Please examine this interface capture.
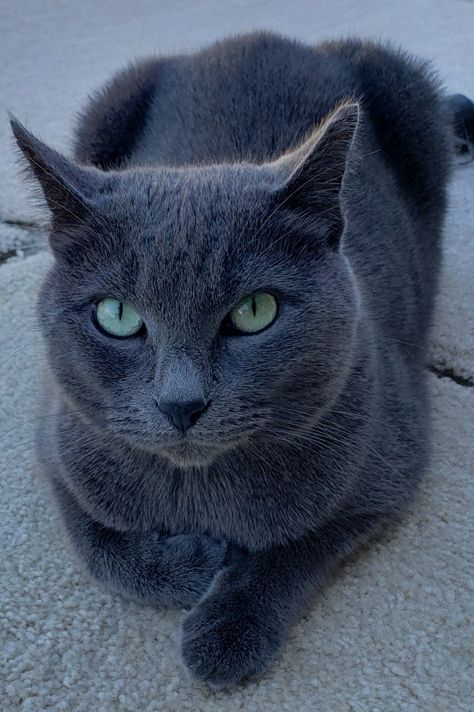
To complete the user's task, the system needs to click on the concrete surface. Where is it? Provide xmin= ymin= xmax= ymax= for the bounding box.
xmin=1 ymin=0 xmax=474 ymax=246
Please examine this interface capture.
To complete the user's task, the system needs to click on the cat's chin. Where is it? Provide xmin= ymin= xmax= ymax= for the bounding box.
xmin=156 ymin=440 xmax=231 ymax=468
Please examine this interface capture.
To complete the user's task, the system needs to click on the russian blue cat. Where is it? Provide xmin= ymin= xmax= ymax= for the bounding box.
xmin=12 ymin=33 xmax=471 ymax=687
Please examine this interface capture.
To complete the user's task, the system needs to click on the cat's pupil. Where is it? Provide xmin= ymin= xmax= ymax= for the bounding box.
xmin=251 ymin=295 xmax=257 ymax=317
xmin=118 ymin=302 xmax=123 ymax=320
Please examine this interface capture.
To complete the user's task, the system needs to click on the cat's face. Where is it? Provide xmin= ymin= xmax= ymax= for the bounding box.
xmin=13 ymin=104 xmax=360 ymax=467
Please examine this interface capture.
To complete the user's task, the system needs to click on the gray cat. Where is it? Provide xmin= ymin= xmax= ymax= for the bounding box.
xmin=11 ymin=32 xmax=471 ymax=687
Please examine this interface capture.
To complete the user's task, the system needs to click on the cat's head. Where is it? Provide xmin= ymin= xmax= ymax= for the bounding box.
xmin=12 ymin=103 xmax=361 ymax=468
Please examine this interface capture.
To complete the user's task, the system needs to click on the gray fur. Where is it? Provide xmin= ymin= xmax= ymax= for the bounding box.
xmin=12 ymin=32 xmax=453 ymax=687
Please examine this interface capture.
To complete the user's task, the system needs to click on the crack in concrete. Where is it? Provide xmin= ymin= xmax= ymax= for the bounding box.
xmin=0 ymin=217 xmax=42 ymax=231
xmin=0 ymin=249 xmax=17 ymax=264
xmin=428 ymin=364 xmax=474 ymax=388
xmin=0 ymin=218 xmax=46 ymax=262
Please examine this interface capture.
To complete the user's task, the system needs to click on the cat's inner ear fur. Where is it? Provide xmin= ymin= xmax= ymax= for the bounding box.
xmin=10 ymin=117 xmax=108 ymax=236
xmin=269 ymin=101 xmax=360 ymax=247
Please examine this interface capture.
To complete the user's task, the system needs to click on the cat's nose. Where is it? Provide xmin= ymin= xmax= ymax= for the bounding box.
xmin=157 ymin=398 xmax=208 ymax=433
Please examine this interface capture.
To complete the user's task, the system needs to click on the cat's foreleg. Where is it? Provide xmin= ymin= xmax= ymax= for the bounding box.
xmin=181 ymin=511 xmax=386 ymax=687
xmin=51 ymin=478 xmax=227 ymax=607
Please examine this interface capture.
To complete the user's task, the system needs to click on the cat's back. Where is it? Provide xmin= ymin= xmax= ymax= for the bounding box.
xmin=75 ymin=32 xmax=449 ymax=219
xmin=75 ymin=33 xmax=340 ymax=167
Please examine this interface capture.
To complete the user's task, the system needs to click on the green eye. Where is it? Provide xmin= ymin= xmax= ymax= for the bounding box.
xmin=228 ymin=292 xmax=278 ymax=334
xmin=95 ymin=298 xmax=144 ymax=338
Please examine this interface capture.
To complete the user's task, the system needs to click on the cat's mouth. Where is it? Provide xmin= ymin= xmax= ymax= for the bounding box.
xmin=118 ymin=420 xmax=245 ymax=467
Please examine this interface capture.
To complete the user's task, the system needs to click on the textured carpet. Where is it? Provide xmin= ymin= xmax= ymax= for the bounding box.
xmin=1 ymin=0 xmax=474 ymax=709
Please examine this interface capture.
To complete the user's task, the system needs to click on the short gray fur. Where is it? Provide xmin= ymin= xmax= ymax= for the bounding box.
xmin=12 ymin=33 xmax=456 ymax=687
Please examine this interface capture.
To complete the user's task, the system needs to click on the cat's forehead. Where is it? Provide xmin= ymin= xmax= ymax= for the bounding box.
xmin=146 ymin=164 xmax=268 ymax=238
xmin=99 ymin=166 xmax=278 ymax=316
xmin=149 ymin=170 xmax=258 ymax=278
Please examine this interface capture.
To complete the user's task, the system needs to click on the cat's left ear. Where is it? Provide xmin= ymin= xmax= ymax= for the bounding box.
xmin=269 ymin=101 xmax=360 ymax=249
xmin=10 ymin=117 xmax=109 ymax=236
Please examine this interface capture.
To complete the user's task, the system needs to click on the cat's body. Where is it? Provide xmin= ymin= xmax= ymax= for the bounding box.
xmin=13 ymin=33 xmax=455 ymax=686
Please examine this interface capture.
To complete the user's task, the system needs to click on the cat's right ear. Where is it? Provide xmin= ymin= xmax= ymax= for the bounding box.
xmin=267 ymin=102 xmax=360 ymax=249
xmin=10 ymin=117 xmax=109 ymax=254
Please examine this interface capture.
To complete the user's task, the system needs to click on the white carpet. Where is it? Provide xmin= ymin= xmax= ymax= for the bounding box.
xmin=1 ymin=0 xmax=474 ymax=709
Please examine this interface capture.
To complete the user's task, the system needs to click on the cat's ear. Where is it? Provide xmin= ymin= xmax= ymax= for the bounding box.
xmin=10 ymin=117 xmax=108 ymax=238
xmin=270 ymin=102 xmax=360 ymax=249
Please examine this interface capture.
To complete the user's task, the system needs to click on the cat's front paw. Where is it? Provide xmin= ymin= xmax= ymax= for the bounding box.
xmin=159 ymin=534 xmax=227 ymax=606
xmin=181 ymin=593 xmax=283 ymax=688
xmin=136 ymin=533 xmax=227 ymax=607
xmin=97 ymin=531 xmax=227 ymax=608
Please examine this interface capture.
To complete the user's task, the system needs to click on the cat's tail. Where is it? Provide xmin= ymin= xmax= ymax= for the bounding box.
xmin=447 ymin=93 xmax=474 ymax=162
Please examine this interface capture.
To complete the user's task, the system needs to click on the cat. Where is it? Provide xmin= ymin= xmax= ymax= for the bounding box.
xmin=11 ymin=31 xmax=470 ymax=688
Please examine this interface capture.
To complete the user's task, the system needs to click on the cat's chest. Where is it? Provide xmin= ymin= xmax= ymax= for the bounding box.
xmin=54 ymin=417 xmax=351 ymax=548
